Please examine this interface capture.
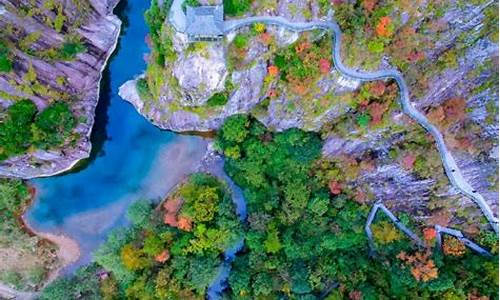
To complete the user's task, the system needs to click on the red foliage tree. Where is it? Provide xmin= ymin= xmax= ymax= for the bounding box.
xmin=163 ymin=213 xmax=177 ymax=227
xmin=259 ymin=32 xmax=272 ymax=45
xmin=402 ymin=153 xmax=416 ymax=170
xmin=163 ymin=198 xmax=183 ymax=214
xmin=329 ymin=180 xmax=343 ymax=195
xmin=349 ymin=290 xmax=363 ymax=300
xmin=319 ymin=58 xmax=331 ymax=74
xmin=362 ymin=0 xmax=377 ymax=12
xmin=354 ymin=189 xmax=368 ymax=204
xmin=368 ymin=102 xmax=389 ymax=124
xmin=369 ymin=81 xmax=386 ymax=97
xmin=155 ymin=250 xmax=170 ymax=263
xmin=295 ymin=41 xmax=311 ymax=53
xmin=407 ymin=50 xmax=425 ymax=63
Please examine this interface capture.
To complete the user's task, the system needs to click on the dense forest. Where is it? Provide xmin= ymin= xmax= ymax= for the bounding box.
xmin=0 ymin=99 xmax=75 ymax=161
xmin=2 ymin=0 xmax=497 ymax=298
xmin=41 ymin=173 xmax=244 ymax=299
xmin=40 ymin=115 xmax=498 ymax=299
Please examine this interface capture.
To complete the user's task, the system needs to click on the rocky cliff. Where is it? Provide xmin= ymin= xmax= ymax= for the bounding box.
xmin=120 ymin=0 xmax=497 ymax=234
xmin=0 ymin=0 xmax=121 ymax=178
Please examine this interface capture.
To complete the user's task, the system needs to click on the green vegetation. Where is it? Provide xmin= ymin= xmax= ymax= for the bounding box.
xmin=0 ymin=100 xmax=76 ymax=161
xmin=136 ymin=78 xmax=153 ymax=101
xmin=33 ymin=102 xmax=76 ymax=148
xmin=0 ymin=41 xmax=13 ymax=72
xmin=39 ymin=264 xmax=103 ymax=300
xmin=224 ymin=0 xmax=252 ymax=16
xmin=145 ymin=0 xmax=174 ymax=66
xmin=0 ymin=179 xmax=56 ymax=290
xmin=43 ymin=174 xmax=243 ymax=299
xmin=233 ymin=34 xmax=249 ymax=49
xmin=182 ymin=0 xmax=200 ymax=11
xmin=57 ymin=39 xmax=86 ymax=61
xmin=38 ymin=116 xmax=498 ymax=298
xmin=215 ymin=115 xmax=498 ymax=298
xmin=271 ymin=33 xmax=332 ymax=97
xmin=206 ymin=92 xmax=229 ymax=107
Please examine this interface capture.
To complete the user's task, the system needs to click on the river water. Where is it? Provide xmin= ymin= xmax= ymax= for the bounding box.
xmin=24 ymin=0 xmax=207 ymax=270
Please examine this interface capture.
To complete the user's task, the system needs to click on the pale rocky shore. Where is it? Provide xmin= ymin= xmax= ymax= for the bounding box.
xmin=0 ymin=0 xmax=122 ymax=179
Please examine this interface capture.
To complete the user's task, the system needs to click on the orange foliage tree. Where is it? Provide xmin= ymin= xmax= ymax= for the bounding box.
xmin=177 ymin=216 xmax=193 ymax=232
xmin=397 ymin=251 xmax=438 ymax=282
xmin=442 ymin=236 xmax=466 ymax=257
xmin=268 ymin=65 xmax=279 ymax=76
xmin=376 ymin=16 xmax=393 ymax=38
xmin=422 ymin=227 xmax=437 ymax=242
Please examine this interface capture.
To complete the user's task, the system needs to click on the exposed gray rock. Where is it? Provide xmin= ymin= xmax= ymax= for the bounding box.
xmin=0 ymin=0 xmax=122 ymax=178
xmin=173 ymin=42 xmax=228 ymax=106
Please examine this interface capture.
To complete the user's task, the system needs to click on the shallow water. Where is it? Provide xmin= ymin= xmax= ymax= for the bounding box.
xmin=25 ymin=0 xmax=206 ymax=270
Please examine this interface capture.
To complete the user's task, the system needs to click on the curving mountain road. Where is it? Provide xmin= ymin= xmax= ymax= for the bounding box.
xmin=223 ymin=16 xmax=499 ymax=233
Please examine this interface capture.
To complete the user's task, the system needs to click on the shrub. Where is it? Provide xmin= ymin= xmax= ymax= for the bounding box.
xmin=33 ymin=102 xmax=75 ymax=147
xmin=206 ymin=92 xmax=228 ymax=107
xmin=0 ymin=41 xmax=12 ymax=72
xmin=0 ymin=100 xmax=37 ymax=160
xmin=136 ymin=78 xmax=153 ymax=100
xmin=233 ymin=34 xmax=249 ymax=49
xmin=58 ymin=40 xmax=86 ymax=60
xmin=223 ymin=0 xmax=252 ymax=16
xmin=368 ymin=39 xmax=384 ymax=53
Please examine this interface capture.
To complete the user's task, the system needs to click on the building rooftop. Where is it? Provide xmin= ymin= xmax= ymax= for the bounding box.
xmin=185 ymin=5 xmax=224 ymax=40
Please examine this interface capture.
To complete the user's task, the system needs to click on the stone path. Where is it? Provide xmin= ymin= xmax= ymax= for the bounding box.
xmin=222 ymin=15 xmax=499 ymax=234
xmin=364 ymin=201 xmax=492 ymax=256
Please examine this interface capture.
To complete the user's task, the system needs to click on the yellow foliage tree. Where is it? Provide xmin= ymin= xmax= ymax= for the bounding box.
xmin=253 ymin=23 xmax=266 ymax=33
xmin=372 ymin=220 xmax=402 ymax=244
xmin=121 ymin=244 xmax=147 ymax=271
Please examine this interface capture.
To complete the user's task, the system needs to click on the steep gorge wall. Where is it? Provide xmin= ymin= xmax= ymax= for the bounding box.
xmin=0 ymin=0 xmax=121 ymax=178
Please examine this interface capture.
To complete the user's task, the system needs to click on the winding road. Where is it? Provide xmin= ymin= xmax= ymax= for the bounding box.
xmin=223 ymin=16 xmax=499 ymax=234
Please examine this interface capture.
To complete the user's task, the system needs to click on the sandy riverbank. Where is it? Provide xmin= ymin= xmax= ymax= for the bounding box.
xmin=20 ymin=187 xmax=81 ymax=285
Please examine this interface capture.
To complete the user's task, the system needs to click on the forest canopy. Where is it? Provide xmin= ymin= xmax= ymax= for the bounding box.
xmin=41 ymin=115 xmax=499 ymax=299
xmin=0 ymin=99 xmax=75 ymax=161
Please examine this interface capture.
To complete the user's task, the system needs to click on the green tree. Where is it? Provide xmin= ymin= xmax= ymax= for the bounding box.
xmin=264 ymin=227 xmax=282 ymax=254
xmin=0 ymin=100 xmax=37 ymax=160
xmin=33 ymin=102 xmax=75 ymax=148
xmin=127 ymin=199 xmax=152 ymax=228
xmin=0 ymin=41 xmax=12 ymax=72
xmin=220 ymin=114 xmax=250 ymax=144
xmin=223 ymin=0 xmax=252 ymax=16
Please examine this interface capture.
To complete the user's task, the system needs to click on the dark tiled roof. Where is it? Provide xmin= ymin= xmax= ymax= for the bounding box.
xmin=186 ymin=5 xmax=224 ymax=37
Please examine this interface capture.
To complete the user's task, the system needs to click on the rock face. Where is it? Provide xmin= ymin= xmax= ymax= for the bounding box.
xmin=173 ymin=42 xmax=227 ymax=106
xmin=120 ymin=0 xmax=497 ymax=231
xmin=0 ymin=0 xmax=121 ymax=178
